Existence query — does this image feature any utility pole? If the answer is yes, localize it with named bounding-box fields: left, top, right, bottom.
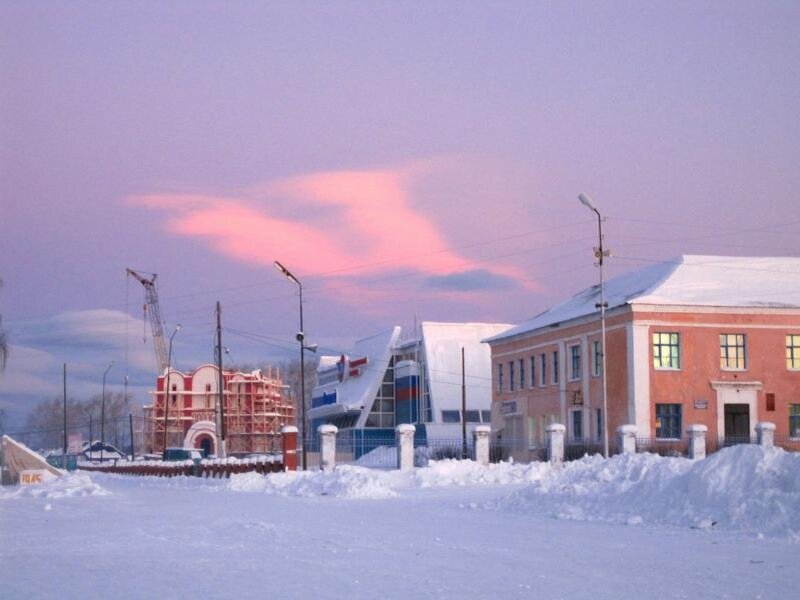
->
left=63, top=363, right=68, bottom=467
left=129, top=413, right=135, bottom=461
left=215, top=301, right=227, bottom=458
left=461, top=347, right=467, bottom=460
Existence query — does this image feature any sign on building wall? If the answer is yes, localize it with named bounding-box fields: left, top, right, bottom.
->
left=694, top=399, right=709, bottom=410
left=501, top=401, right=518, bottom=415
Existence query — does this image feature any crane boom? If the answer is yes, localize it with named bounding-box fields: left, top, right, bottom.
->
left=126, top=268, right=168, bottom=373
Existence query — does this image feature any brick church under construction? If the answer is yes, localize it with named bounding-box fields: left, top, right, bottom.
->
left=142, top=365, right=294, bottom=457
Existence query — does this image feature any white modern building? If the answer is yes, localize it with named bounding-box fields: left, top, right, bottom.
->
left=309, top=322, right=511, bottom=455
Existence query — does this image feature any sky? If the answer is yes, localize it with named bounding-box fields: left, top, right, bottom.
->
left=1, top=1, right=799, bottom=426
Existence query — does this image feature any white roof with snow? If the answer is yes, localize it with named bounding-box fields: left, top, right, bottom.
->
left=487, top=255, right=800, bottom=343
left=421, top=322, right=512, bottom=415
left=311, top=327, right=401, bottom=418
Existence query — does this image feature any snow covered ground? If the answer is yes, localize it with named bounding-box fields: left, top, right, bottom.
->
left=1, top=445, right=798, bottom=599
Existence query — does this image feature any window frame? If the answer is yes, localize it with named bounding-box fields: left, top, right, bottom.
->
left=540, top=354, right=547, bottom=387
left=655, top=403, right=682, bottom=440
left=591, top=340, right=602, bottom=377
left=570, top=409, right=583, bottom=441
left=568, top=344, right=581, bottom=381
left=787, top=335, right=800, bottom=370
left=509, top=360, right=515, bottom=392
left=720, top=333, right=747, bottom=371
left=519, top=358, right=525, bottom=390
left=529, top=356, right=536, bottom=389
left=653, top=332, right=681, bottom=370
left=497, top=363, right=504, bottom=394
left=790, top=405, right=800, bottom=439
left=552, top=350, right=559, bottom=385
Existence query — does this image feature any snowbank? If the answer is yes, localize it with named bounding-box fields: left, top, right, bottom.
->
left=0, top=472, right=110, bottom=500
left=228, top=445, right=800, bottom=537
left=498, top=445, right=800, bottom=538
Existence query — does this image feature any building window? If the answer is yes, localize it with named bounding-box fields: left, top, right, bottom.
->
left=540, top=354, right=546, bottom=386
left=552, top=350, right=559, bottom=384
left=519, top=358, right=525, bottom=390
left=464, top=410, right=480, bottom=423
left=442, top=410, right=460, bottom=423
left=509, top=361, right=515, bottom=392
left=655, top=403, right=682, bottom=439
left=481, top=410, right=491, bottom=423
left=787, top=335, right=800, bottom=369
left=569, top=345, right=581, bottom=380
left=592, top=340, right=602, bottom=376
left=790, top=405, right=800, bottom=438
left=595, top=408, right=603, bottom=442
left=571, top=410, right=583, bottom=441
left=530, top=356, right=536, bottom=388
left=497, top=363, right=504, bottom=394
left=366, top=361, right=395, bottom=428
left=720, top=333, right=746, bottom=370
left=653, top=332, right=680, bottom=369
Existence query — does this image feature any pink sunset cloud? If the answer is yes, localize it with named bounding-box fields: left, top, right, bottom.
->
left=130, top=166, right=529, bottom=295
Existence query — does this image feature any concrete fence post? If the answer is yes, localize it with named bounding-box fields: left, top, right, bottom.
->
left=318, top=424, right=338, bottom=472
left=281, top=425, right=298, bottom=471
left=473, top=425, right=491, bottom=466
left=617, top=425, right=637, bottom=455
left=755, top=422, right=776, bottom=448
left=687, top=424, right=708, bottom=460
left=546, top=423, right=566, bottom=465
left=396, top=424, right=416, bottom=471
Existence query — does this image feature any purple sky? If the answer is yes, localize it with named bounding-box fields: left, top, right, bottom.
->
left=1, top=2, right=799, bottom=425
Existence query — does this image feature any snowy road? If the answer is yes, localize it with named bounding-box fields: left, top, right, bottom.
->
left=1, top=470, right=796, bottom=600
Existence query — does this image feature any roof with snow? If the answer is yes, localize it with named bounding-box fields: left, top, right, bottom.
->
left=486, top=255, right=800, bottom=343
left=421, top=322, right=512, bottom=413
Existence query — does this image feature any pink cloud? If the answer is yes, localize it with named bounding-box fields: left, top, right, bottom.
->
left=129, top=165, right=530, bottom=292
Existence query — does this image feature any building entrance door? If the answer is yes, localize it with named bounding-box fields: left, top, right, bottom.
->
left=724, top=403, right=750, bottom=444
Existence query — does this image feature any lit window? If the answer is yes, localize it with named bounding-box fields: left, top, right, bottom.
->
left=720, top=334, right=746, bottom=370
left=655, top=403, right=682, bottom=439
left=787, top=335, right=800, bottom=369
left=653, top=332, right=680, bottom=369
left=569, top=345, right=581, bottom=380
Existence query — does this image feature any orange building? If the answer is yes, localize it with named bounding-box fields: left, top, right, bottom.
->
left=142, top=365, right=294, bottom=457
left=485, top=256, right=800, bottom=459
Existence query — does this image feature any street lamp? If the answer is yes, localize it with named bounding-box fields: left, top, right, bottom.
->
left=578, top=193, right=610, bottom=459
left=100, top=361, right=114, bottom=463
left=163, top=324, right=181, bottom=457
left=274, top=260, right=311, bottom=470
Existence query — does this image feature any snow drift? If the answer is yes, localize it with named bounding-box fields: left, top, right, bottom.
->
left=228, top=445, right=800, bottom=537
left=498, top=444, right=800, bottom=538
left=0, top=473, right=110, bottom=500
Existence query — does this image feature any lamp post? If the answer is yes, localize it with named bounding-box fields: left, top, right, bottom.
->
left=100, top=361, right=114, bottom=463
left=274, top=260, right=312, bottom=470
left=162, top=324, right=181, bottom=457
left=578, top=193, right=610, bottom=458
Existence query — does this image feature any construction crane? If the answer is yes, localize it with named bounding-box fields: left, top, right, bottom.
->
left=126, top=268, right=168, bottom=373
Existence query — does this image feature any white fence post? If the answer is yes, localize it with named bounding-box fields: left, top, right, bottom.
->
left=546, top=423, right=565, bottom=465
left=473, top=425, right=491, bottom=466
left=755, top=422, right=776, bottom=448
left=617, top=425, right=637, bottom=455
left=318, top=424, right=338, bottom=472
left=687, top=424, right=707, bottom=460
left=396, top=424, right=416, bottom=471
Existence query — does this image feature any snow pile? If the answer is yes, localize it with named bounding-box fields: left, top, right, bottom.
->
left=0, top=473, right=110, bottom=500
left=228, top=467, right=399, bottom=499
left=228, top=458, right=554, bottom=499
left=499, top=445, right=800, bottom=537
